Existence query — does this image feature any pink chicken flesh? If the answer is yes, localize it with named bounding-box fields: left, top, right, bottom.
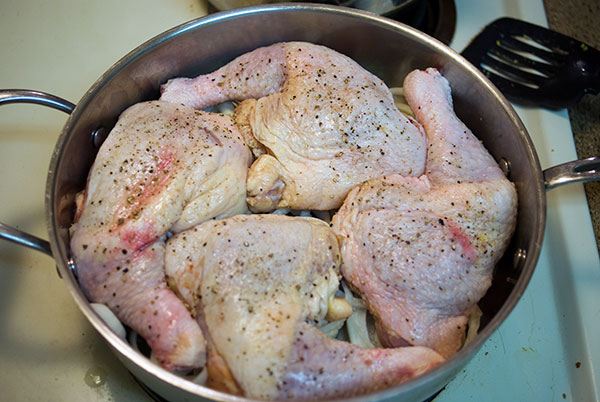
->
left=160, top=41, right=427, bottom=211
left=70, top=100, right=252, bottom=370
left=165, top=214, right=444, bottom=400
left=332, top=68, right=518, bottom=358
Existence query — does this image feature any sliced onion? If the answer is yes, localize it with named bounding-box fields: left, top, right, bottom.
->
left=464, top=305, right=483, bottom=346
left=341, top=281, right=366, bottom=310
left=346, top=308, right=376, bottom=349
left=215, top=101, right=235, bottom=116
left=390, top=86, right=414, bottom=117
left=339, top=281, right=375, bottom=348
left=319, top=319, right=346, bottom=339
left=389, top=87, right=404, bottom=96
left=90, top=303, right=126, bottom=339
left=187, top=368, right=208, bottom=385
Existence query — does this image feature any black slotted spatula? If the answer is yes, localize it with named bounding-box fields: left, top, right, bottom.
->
left=461, top=17, right=600, bottom=109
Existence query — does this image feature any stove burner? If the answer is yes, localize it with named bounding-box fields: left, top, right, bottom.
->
left=207, top=0, right=456, bottom=45
left=396, top=0, right=457, bottom=45
left=340, top=0, right=457, bottom=44
left=356, top=0, right=456, bottom=45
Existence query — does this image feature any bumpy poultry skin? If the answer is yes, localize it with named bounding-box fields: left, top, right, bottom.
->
left=278, top=323, right=443, bottom=400
left=70, top=100, right=252, bottom=370
left=332, top=68, right=518, bottom=358
left=160, top=42, right=427, bottom=211
left=165, top=214, right=444, bottom=400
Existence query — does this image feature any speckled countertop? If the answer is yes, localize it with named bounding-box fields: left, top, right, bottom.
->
left=543, top=0, right=600, bottom=252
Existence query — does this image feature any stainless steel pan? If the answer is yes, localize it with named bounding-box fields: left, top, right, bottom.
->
left=1, top=4, right=599, bottom=401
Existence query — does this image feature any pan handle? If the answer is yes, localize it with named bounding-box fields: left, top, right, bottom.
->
left=544, top=156, right=600, bottom=190
left=0, top=89, right=75, bottom=257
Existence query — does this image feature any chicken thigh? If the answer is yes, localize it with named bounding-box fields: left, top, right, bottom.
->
left=70, top=100, right=252, bottom=370
left=165, top=214, right=444, bottom=400
left=160, top=42, right=427, bottom=211
left=332, top=68, right=518, bottom=358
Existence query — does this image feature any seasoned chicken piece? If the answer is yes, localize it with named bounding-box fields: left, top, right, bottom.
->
left=332, top=68, right=518, bottom=358
left=160, top=42, right=427, bottom=211
left=277, top=323, right=443, bottom=400
left=70, top=100, right=252, bottom=370
left=165, top=214, right=444, bottom=400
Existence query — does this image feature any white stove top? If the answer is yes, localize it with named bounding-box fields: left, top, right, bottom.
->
left=1, top=1, right=598, bottom=401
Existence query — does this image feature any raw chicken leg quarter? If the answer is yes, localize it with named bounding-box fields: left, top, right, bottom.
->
left=160, top=41, right=427, bottom=211
left=165, top=214, right=444, bottom=400
left=332, top=68, right=518, bottom=359
left=70, top=100, right=252, bottom=370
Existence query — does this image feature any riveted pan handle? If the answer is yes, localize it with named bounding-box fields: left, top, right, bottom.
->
left=0, top=89, right=75, bottom=256
left=0, top=89, right=75, bottom=113
left=544, top=156, right=600, bottom=190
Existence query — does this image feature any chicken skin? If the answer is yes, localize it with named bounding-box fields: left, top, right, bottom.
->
left=332, top=68, right=518, bottom=358
left=165, top=214, right=444, bottom=400
left=70, top=100, right=252, bottom=370
left=160, top=42, right=427, bottom=211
